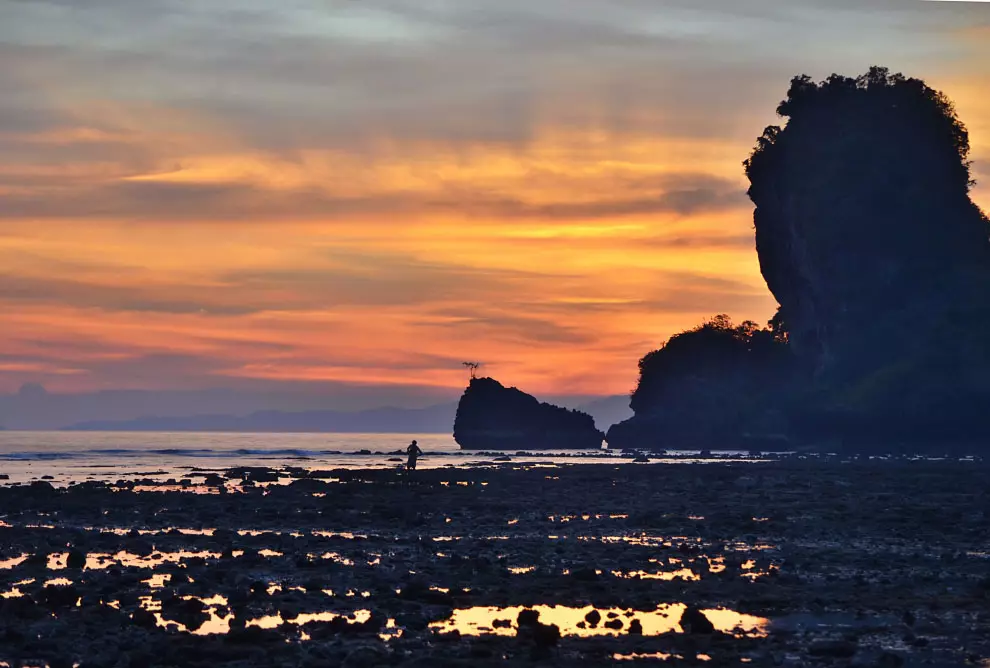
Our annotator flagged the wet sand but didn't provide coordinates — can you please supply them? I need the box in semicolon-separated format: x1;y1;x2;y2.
0;458;988;666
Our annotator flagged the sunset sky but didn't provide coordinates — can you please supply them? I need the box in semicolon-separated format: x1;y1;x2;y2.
1;0;988;408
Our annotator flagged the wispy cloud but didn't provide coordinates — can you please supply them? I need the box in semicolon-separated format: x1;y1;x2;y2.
0;0;985;398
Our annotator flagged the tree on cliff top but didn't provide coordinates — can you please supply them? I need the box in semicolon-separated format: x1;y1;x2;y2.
630;315;789;415
744;66;989;372
604;315;793;450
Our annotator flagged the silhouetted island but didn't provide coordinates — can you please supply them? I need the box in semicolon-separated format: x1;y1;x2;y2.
454;377;604;450
608;67;990;453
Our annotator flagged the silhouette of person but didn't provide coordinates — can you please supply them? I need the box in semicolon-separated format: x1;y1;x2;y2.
406;440;423;470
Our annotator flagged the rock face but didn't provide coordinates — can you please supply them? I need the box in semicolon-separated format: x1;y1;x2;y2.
741;67;990;447
605;316;792;452
453;377;604;450
744;67;989;376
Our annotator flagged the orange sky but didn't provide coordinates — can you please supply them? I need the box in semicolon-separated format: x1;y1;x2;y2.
0;0;988;402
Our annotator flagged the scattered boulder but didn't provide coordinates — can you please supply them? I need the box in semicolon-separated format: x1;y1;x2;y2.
517;609;540;628
680;606;715;634
37;584;80;609
228;467;281;483
132;608;157;629
203;473;225;487
66;549;86;570
533;622;560;649
161;596;209;631
569;567;599;582
515;608;560;659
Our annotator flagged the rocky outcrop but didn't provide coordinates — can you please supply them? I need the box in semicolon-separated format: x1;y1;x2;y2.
605;316;793;452
606;412;791;453
453;377;604;450
740;68;990;447
744;67;990;376
608;68;990;452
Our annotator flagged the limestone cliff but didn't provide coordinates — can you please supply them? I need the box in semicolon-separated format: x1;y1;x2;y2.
744;67;990;376
611;68;990;452
453;377;604;450
604;317;793;451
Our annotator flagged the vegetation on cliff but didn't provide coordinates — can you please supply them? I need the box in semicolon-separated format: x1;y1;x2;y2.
745;66;989;374
609;67;990;452
607;316;793;450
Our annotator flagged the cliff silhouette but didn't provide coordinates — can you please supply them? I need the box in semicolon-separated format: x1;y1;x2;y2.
454;377;605;450
746;67;989;376
606;316;792;450
609;67;990;452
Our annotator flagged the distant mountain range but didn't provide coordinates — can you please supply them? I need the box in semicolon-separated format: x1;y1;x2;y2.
63;403;460;433
0;383;463;431
60;395;633;433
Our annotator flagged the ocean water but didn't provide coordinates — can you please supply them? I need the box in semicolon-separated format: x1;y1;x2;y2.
0;431;463;462
0;431;764;486
0;431;643;486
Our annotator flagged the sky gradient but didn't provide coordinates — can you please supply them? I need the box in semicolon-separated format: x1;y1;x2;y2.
1;0;988;406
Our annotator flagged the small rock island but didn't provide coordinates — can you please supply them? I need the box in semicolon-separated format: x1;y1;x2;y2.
453;377;604;450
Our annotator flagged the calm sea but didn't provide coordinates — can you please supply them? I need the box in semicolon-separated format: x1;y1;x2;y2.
0;431;646;485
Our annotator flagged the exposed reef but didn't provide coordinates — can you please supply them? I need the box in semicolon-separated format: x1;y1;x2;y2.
1;458;989;666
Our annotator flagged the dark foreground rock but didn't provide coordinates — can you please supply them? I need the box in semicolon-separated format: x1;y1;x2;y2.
0;457;989;666
606;414;792;452
453;377;604;450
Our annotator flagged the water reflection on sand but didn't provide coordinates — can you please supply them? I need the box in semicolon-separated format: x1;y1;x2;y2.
429;604;769;638
44;550;227;571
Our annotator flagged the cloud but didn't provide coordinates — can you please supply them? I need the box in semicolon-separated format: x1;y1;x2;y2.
640;233;755;249
2;0;975;227
0;273;256;315
424;308;597;346
958;23;990;45
431;174;749;220
505;270;774;318
0;0;982;401
0;249;571;315
0;145;751;221
0;0;979;153
224;255;567;309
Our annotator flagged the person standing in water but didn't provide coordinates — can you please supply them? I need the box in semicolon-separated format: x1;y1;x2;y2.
406;440;423;470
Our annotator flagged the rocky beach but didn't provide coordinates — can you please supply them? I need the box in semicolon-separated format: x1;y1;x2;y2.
1;457;988;667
